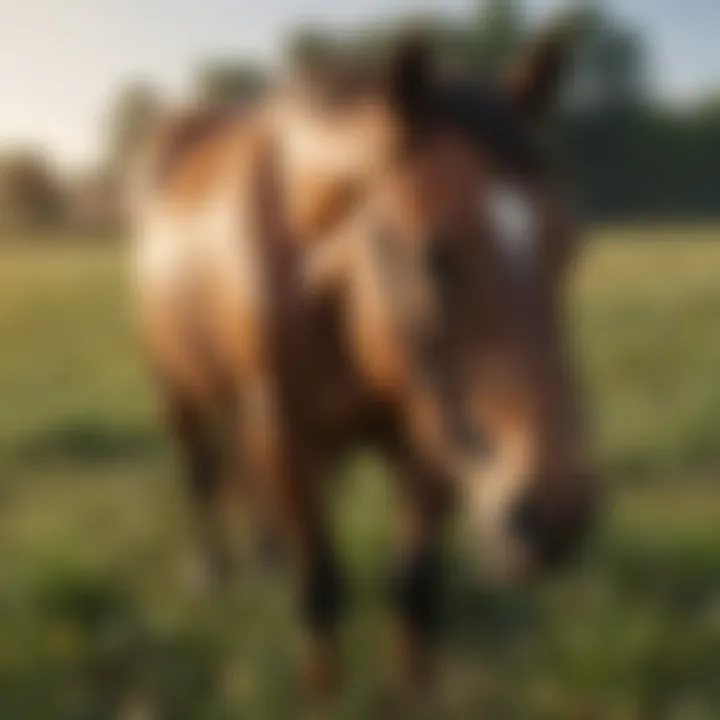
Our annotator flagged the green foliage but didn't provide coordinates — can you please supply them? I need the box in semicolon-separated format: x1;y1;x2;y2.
103;82;164;176
285;27;344;68
471;0;525;72
193;61;267;108
0;151;65;234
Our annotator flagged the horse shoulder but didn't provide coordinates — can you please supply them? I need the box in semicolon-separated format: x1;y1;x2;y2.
133;109;273;391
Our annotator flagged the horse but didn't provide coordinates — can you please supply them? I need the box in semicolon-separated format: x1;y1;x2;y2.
131;21;597;693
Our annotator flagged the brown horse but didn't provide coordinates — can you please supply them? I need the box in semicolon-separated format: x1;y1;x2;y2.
131;23;597;692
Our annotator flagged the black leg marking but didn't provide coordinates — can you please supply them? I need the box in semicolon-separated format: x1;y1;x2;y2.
390;546;444;641
301;547;345;633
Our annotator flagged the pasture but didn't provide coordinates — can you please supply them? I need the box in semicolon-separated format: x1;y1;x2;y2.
0;230;719;718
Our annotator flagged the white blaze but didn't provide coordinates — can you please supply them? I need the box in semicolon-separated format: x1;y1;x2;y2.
485;183;537;270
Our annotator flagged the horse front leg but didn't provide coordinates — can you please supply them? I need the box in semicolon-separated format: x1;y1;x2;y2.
390;457;454;691
295;526;345;696
163;384;235;591
241;379;345;697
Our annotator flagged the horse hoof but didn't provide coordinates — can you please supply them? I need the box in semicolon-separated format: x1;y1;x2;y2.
301;638;341;700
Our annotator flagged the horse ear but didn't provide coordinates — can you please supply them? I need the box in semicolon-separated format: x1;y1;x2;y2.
503;16;577;123
385;32;434;123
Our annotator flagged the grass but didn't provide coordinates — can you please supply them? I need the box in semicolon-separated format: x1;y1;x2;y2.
0;230;719;718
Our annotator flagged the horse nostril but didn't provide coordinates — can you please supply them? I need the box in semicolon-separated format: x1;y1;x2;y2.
509;495;544;547
509;484;596;569
508;494;571;567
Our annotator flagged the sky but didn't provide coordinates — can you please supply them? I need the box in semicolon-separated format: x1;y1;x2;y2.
0;0;719;170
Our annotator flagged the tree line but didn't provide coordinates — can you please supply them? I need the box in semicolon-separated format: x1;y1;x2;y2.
1;1;718;236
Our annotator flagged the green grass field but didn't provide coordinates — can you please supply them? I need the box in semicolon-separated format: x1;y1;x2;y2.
1;230;719;719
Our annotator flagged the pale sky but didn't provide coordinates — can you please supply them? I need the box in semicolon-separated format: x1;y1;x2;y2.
0;0;718;169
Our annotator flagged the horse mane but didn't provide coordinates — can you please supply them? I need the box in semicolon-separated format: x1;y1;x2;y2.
285;51;387;113
141;106;242;188
290;54;544;173
136;58;375;196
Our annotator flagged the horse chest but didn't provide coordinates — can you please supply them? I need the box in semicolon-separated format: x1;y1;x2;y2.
279;294;383;448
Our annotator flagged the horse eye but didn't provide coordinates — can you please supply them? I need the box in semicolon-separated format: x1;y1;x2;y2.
426;242;461;286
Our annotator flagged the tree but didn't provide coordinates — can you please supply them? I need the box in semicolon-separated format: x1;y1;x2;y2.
193;61;267;108
285;29;342;70
571;8;647;112
471;0;525;73
0;150;65;232
104;82;164;176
